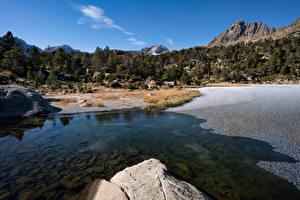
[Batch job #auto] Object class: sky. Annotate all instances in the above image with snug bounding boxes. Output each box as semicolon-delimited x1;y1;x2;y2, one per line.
0;0;299;52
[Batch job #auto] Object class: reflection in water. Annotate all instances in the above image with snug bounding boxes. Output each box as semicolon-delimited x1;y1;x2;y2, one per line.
0;117;46;140
0;111;299;200
59;117;74;126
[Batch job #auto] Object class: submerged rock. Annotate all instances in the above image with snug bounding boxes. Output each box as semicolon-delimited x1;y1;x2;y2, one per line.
0;85;55;118
86;158;209;200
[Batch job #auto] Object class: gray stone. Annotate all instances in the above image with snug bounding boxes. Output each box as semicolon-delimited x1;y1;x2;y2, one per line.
0;85;54;118
92;179;128;200
141;45;169;55
110;158;208;200
209;17;300;47
86;159;209;200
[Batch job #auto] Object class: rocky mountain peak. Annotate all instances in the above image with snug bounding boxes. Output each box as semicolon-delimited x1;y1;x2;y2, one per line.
14;37;42;55
141;45;169;55
209;19;275;47
209;17;300;47
234;19;245;25
44;45;81;53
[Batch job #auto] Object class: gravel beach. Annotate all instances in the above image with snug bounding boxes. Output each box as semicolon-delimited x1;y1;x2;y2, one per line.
169;85;300;189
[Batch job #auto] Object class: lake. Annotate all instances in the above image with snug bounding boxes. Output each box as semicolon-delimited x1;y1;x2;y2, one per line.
0;109;300;200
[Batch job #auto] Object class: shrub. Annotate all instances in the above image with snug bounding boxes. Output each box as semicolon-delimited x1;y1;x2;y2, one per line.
126;84;136;90
67;81;73;89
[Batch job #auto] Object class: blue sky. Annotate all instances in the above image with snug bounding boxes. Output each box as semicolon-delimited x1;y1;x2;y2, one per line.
0;0;299;52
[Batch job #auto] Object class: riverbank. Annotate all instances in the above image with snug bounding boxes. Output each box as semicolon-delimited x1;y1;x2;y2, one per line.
43;86;201;114
169;85;300;190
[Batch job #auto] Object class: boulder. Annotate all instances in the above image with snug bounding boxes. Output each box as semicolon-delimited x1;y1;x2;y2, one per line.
88;158;209;200
0;85;54;118
83;179;128;200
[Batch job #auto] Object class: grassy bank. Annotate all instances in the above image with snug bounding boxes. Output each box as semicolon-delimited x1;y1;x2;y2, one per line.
143;89;201;111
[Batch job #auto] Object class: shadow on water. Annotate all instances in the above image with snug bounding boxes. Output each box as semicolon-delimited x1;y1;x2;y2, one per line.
0;110;299;200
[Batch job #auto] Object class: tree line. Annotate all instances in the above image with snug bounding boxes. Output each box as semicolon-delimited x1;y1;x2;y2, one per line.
1;31;300;88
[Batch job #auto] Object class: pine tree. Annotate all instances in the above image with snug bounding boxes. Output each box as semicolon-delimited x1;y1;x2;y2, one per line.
52;48;67;70
46;69;56;85
29;46;40;70
37;69;44;84
27;69;33;80
1;44;26;75
81;53;90;69
180;70;191;85
91;47;104;72
33;75;38;88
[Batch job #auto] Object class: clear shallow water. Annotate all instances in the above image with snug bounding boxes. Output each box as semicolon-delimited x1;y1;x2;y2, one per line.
0;111;300;200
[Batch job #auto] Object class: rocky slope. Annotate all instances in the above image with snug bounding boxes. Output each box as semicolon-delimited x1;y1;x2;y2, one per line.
14;37;42;55
141;45;169;55
83;158;209;200
0;85;55;118
209;17;300;47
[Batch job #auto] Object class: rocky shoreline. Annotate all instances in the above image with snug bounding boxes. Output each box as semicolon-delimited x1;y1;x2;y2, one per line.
0;85;59;118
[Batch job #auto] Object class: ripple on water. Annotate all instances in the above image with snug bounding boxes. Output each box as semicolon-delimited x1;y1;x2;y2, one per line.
0;111;300;200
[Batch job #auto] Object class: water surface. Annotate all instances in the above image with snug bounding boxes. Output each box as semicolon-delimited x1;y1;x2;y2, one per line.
0;111;299;200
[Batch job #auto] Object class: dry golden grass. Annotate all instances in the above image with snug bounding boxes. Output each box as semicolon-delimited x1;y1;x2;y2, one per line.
142;89;201;111
60;98;77;105
94;101;105;107
81;100;93;107
91;94;120;100
82;100;104;107
48;86;200;111
207;83;250;87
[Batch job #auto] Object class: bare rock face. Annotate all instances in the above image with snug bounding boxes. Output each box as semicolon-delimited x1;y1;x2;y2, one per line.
209;19;274;47
0;85;53;118
91;180;129;200
209;17;300;47
141;45;169;55
88;158;209;200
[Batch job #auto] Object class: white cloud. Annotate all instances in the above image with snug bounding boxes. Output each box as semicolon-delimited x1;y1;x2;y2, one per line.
165;37;174;45
133;41;147;45
127;38;136;42
77;17;86;25
75;5;133;35
127;37;146;46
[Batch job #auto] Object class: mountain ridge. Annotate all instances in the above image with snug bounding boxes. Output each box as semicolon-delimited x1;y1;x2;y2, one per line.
44;45;81;53
141;45;169;55
14;37;42;55
208;17;300;47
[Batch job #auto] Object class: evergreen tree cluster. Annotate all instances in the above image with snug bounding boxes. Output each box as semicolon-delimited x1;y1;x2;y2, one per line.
0;31;299;87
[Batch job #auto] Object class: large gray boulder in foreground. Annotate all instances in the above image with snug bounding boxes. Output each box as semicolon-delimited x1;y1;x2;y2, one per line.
0;85;52;118
87;158;209;200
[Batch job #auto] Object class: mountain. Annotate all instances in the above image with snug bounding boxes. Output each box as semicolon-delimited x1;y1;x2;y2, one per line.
141;45;169;55
14;37;42;55
44;45;81;53
14;37;80;54
208;17;300;47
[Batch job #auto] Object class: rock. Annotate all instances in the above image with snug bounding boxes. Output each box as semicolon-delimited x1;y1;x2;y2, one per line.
44;44;80;53
209;19;273;47
209;17;300;47
0;85;55;118
93;72;102;81
88;158;209;200
141;45;169;55
79;99;87;104
92;179;128;200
